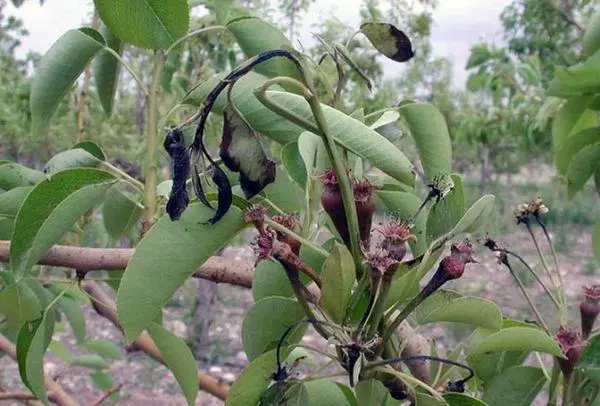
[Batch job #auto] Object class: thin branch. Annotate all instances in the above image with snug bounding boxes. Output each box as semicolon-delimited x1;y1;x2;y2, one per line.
0;241;254;288
83;282;230;400
0;392;40;401
0;335;76;406
91;384;123;406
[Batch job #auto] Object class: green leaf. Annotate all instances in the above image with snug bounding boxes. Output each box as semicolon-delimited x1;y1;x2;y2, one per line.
426;175;465;243
57;296;86;343
226;17;300;82
90;371;119;403
117;204;246;340
443;393;487;406
376;190;427;257
226;347;293;406
93;0;189;49
72;141;106;161
319;243;355;323
30;28;105;136
48;339;72;361
567;142;600;197
468;327;563;357
450;195;495;237
162;44;182;92
262;165;303;212
70;354;110;370
0;163;45;190
552;95;596;153
359;22;414;62
555;126;600;174
81;339;122;360
584;10;600;56
93;24;122;115
252;260;294;302
0;281;41;328
221;102;276;198
0;186;32;239
355;379;396;405
547;50;600;97
44;148;100;175
10;168;115;277
482;366;546;406
303;380;353;406
147;322;198;405
282;142;307;188
102;185;142;239
466;44;492;69
416;294;502;330
182;72;415;186
17;313;55;403
384;265;421;310
416;393;448;406
399;103;452;182
241;297;307;361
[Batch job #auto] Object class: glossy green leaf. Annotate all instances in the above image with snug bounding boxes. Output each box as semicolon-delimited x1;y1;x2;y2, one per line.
242;297;306;361
376;190;427;256
30;28;105;136
584;10;600;56
468;327;563;357
226;17;300;82
0;163;45;190
102;186;142;239
226;347;293;406
320;243;355;323
117;204;246;340
359;22;414;62
93;24;122;115
416;393;448;406
399;103;452;182
567;142;600;197
57;296;86;343
262;164;303;212
94;0;189;49
384;265;421;310
10;169;115;277
304;380;353;406
426;175;465;243
44;148;100;175
482;366;546;406
443;393;487;406
182;72;415;186
72;141;106;161
355;379;396;405
417;295;502;330
17;313;55;403
450;195;495;237
555;126;600;174
415;290;462;321
71;354;110;370
147;321;198;405
552;95;595;153
48;340;72;361
0;281;41;328
81;338;122;360
282;142;307;188
252;260;294;302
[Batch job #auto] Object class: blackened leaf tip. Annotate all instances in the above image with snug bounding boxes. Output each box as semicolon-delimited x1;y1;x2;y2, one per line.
204;164;233;225
360;22;415;63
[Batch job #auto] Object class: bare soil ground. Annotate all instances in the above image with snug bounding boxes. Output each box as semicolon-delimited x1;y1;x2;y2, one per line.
0;225;596;405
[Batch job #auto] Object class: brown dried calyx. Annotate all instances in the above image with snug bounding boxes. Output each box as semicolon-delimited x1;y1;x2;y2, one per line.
376;220;415;262
271;213;301;255
580;285;600;339
555;326;587;377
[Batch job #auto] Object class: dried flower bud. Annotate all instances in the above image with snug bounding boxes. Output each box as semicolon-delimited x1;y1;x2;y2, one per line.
421;239;477;298
531;196;549;216
580;285;600;339
244;204;267;234
251;231;275;264
354;179;377;247
377;220;415;262
272;213;301;255
514;197;549;225
480;235;509;266
363;248;399;274
555;326;587;376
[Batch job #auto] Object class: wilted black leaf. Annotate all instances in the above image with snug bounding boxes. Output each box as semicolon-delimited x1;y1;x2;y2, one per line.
204;164;232;225
163;128;190;221
191;163;213;209
220;103;276;199
360;22;414;63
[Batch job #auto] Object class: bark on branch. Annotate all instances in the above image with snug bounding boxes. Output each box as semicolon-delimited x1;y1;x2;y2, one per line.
83;282;230;401
0;335;77;406
0;241;254;288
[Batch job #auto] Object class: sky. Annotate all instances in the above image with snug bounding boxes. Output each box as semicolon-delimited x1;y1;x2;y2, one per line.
6;0;512;88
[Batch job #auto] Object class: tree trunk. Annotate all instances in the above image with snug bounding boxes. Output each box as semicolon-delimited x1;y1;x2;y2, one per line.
479;146;492;193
